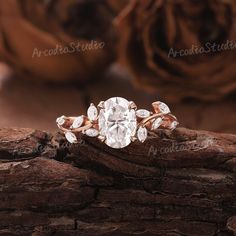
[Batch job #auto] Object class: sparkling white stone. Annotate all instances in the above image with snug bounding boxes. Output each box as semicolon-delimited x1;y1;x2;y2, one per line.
137;126;147;143
98;97;137;148
158;102;170;114
87;104;98;121
56;115;65;126
169;121;178;130
65;131;77;143
136;109;150;119
152;117;162;130
85;128;99;137
71;116;83;129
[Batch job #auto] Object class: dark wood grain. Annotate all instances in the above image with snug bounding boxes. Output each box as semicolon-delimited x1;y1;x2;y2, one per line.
0;127;235;235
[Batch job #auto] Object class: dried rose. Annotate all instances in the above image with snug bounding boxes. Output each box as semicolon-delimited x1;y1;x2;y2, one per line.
0;0;119;82
117;0;236;101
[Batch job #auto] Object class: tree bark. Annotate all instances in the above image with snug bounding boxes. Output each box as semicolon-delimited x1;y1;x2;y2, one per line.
0;127;235;235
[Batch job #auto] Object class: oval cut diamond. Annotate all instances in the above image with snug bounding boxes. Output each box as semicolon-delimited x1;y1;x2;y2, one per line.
98;97;137;148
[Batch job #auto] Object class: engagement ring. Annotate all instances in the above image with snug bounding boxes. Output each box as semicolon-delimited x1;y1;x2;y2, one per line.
56;97;178;149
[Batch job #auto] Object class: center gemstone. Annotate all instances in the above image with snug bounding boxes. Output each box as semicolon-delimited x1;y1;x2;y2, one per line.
98;97;137;148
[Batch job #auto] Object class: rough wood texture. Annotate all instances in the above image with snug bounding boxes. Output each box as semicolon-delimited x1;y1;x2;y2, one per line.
0;127;236;235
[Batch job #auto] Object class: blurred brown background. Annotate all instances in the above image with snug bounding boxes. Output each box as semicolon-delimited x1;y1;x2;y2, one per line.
0;0;235;133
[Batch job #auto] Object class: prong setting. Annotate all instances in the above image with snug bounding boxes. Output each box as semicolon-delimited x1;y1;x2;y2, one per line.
131;136;137;142
129;101;137;110
98;135;106;142
98;101;105;109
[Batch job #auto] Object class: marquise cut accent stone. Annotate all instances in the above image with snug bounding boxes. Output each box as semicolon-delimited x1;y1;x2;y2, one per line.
71;116;83;129
152;117;162;130
152;102;170;114
56;115;65;126
65;131;77;143
136;109;150;119
87;104;98;121
98;97;137;148
169;121;179;130
159;102;170;114
137;126;147;143
85;128;99;137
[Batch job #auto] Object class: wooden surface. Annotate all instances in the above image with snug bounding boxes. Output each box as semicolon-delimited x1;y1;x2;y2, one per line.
0;127;235;235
